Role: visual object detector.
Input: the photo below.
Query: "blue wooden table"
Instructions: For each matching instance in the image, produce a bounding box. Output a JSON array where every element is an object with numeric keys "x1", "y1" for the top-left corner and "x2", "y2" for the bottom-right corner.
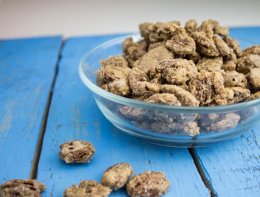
[{"x1": 0, "y1": 28, "x2": 259, "y2": 197}]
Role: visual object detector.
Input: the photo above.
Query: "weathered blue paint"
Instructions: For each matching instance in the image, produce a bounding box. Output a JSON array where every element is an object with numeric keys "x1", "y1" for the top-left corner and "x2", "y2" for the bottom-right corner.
[
  {"x1": 0, "y1": 37, "x2": 62, "y2": 182},
  {"x1": 193, "y1": 27, "x2": 260, "y2": 197},
  {"x1": 37, "y1": 35, "x2": 209, "y2": 197},
  {"x1": 230, "y1": 26, "x2": 260, "y2": 44}
]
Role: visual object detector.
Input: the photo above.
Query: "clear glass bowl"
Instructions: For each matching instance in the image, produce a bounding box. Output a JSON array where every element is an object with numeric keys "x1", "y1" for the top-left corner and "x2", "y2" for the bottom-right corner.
[{"x1": 79, "y1": 34, "x2": 260, "y2": 147}]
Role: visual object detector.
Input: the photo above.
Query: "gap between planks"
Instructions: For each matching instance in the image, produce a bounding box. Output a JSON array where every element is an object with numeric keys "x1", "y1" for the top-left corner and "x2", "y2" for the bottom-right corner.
[
  {"x1": 189, "y1": 149, "x2": 216, "y2": 197},
  {"x1": 29, "y1": 41, "x2": 65, "y2": 179}
]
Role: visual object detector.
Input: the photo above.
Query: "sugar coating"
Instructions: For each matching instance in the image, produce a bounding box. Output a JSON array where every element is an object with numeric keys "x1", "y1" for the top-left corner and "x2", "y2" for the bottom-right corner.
[
  {"x1": 248, "y1": 67, "x2": 260, "y2": 89},
  {"x1": 145, "y1": 93, "x2": 181, "y2": 106},
  {"x1": 165, "y1": 33, "x2": 196, "y2": 55},
  {"x1": 126, "y1": 171, "x2": 170, "y2": 197},
  {"x1": 59, "y1": 140, "x2": 95, "y2": 164},
  {"x1": 192, "y1": 31, "x2": 219, "y2": 57},
  {"x1": 123, "y1": 38, "x2": 147, "y2": 67},
  {"x1": 248, "y1": 91, "x2": 260, "y2": 100},
  {"x1": 224, "y1": 36, "x2": 241, "y2": 56},
  {"x1": 160, "y1": 84, "x2": 199, "y2": 107},
  {"x1": 237, "y1": 54, "x2": 260, "y2": 74},
  {"x1": 222, "y1": 53, "x2": 237, "y2": 71},
  {"x1": 64, "y1": 181, "x2": 111, "y2": 197},
  {"x1": 101, "y1": 55, "x2": 128, "y2": 68},
  {"x1": 157, "y1": 59, "x2": 197, "y2": 85},
  {"x1": 129, "y1": 67, "x2": 160, "y2": 97},
  {"x1": 101, "y1": 163, "x2": 133, "y2": 190},
  {"x1": 96, "y1": 64, "x2": 131, "y2": 96},
  {"x1": 185, "y1": 19, "x2": 197, "y2": 34},
  {"x1": 135, "y1": 45, "x2": 173, "y2": 74},
  {"x1": 223, "y1": 71, "x2": 248, "y2": 88},
  {"x1": 0, "y1": 179, "x2": 45, "y2": 197},
  {"x1": 188, "y1": 71, "x2": 225, "y2": 106},
  {"x1": 215, "y1": 87, "x2": 250, "y2": 105},
  {"x1": 197, "y1": 57, "x2": 223, "y2": 72},
  {"x1": 213, "y1": 34, "x2": 232, "y2": 56},
  {"x1": 241, "y1": 45, "x2": 260, "y2": 56}
]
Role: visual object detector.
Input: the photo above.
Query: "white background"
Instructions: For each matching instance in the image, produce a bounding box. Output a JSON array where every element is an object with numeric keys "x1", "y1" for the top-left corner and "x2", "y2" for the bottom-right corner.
[{"x1": 1, "y1": 0, "x2": 260, "y2": 39}]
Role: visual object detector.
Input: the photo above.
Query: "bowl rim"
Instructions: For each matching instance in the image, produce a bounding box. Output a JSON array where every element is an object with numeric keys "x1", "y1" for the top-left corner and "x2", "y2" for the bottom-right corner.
[{"x1": 79, "y1": 34, "x2": 260, "y2": 113}]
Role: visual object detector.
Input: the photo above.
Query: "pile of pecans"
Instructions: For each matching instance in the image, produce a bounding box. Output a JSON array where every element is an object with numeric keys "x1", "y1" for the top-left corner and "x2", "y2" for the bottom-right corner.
[
  {"x1": 97, "y1": 19, "x2": 260, "y2": 106},
  {"x1": 96, "y1": 19, "x2": 260, "y2": 136}
]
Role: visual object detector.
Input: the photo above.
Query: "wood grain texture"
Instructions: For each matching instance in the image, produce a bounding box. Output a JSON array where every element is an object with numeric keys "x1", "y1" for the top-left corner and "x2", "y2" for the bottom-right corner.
[
  {"x1": 0, "y1": 37, "x2": 62, "y2": 182},
  {"x1": 193, "y1": 27, "x2": 260, "y2": 197},
  {"x1": 37, "y1": 35, "x2": 209, "y2": 197}
]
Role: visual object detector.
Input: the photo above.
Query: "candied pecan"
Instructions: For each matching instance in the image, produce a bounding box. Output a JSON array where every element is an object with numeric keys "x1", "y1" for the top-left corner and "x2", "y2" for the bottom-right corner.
[
  {"x1": 224, "y1": 36, "x2": 241, "y2": 56},
  {"x1": 128, "y1": 67, "x2": 160, "y2": 97},
  {"x1": 248, "y1": 91, "x2": 260, "y2": 100},
  {"x1": 157, "y1": 59, "x2": 197, "y2": 85},
  {"x1": 223, "y1": 71, "x2": 248, "y2": 88},
  {"x1": 59, "y1": 140, "x2": 95, "y2": 164},
  {"x1": 96, "y1": 65, "x2": 131, "y2": 96},
  {"x1": 101, "y1": 55, "x2": 128, "y2": 68},
  {"x1": 160, "y1": 84, "x2": 199, "y2": 106},
  {"x1": 64, "y1": 181, "x2": 111, "y2": 197},
  {"x1": 237, "y1": 54, "x2": 260, "y2": 73},
  {"x1": 165, "y1": 33, "x2": 196, "y2": 55},
  {"x1": 198, "y1": 20, "x2": 216, "y2": 39},
  {"x1": 101, "y1": 163, "x2": 133, "y2": 190},
  {"x1": 123, "y1": 38, "x2": 147, "y2": 67},
  {"x1": 135, "y1": 45, "x2": 173, "y2": 74},
  {"x1": 215, "y1": 26, "x2": 229, "y2": 36},
  {"x1": 107, "y1": 78, "x2": 131, "y2": 96},
  {"x1": 126, "y1": 171, "x2": 170, "y2": 197},
  {"x1": 96, "y1": 65, "x2": 131, "y2": 86},
  {"x1": 189, "y1": 71, "x2": 225, "y2": 105},
  {"x1": 169, "y1": 20, "x2": 181, "y2": 26},
  {"x1": 0, "y1": 179, "x2": 45, "y2": 197},
  {"x1": 189, "y1": 75, "x2": 213, "y2": 105},
  {"x1": 145, "y1": 93, "x2": 181, "y2": 106},
  {"x1": 148, "y1": 121, "x2": 200, "y2": 136},
  {"x1": 242, "y1": 45, "x2": 260, "y2": 56},
  {"x1": 139, "y1": 22, "x2": 153, "y2": 39},
  {"x1": 185, "y1": 19, "x2": 197, "y2": 34},
  {"x1": 213, "y1": 34, "x2": 232, "y2": 56},
  {"x1": 200, "y1": 113, "x2": 240, "y2": 131},
  {"x1": 248, "y1": 67, "x2": 260, "y2": 89},
  {"x1": 222, "y1": 53, "x2": 237, "y2": 71},
  {"x1": 192, "y1": 31, "x2": 219, "y2": 57},
  {"x1": 215, "y1": 87, "x2": 250, "y2": 105},
  {"x1": 197, "y1": 57, "x2": 223, "y2": 72},
  {"x1": 149, "y1": 22, "x2": 185, "y2": 42}
]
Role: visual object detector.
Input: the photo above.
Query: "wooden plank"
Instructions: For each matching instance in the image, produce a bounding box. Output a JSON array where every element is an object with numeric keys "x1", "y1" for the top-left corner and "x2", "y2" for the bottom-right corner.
[
  {"x1": 230, "y1": 27, "x2": 260, "y2": 44},
  {"x1": 37, "y1": 35, "x2": 209, "y2": 197},
  {"x1": 0, "y1": 37, "x2": 62, "y2": 182},
  {"x1": 193, "y1": 27, "x2": 260, "y2": 197}
]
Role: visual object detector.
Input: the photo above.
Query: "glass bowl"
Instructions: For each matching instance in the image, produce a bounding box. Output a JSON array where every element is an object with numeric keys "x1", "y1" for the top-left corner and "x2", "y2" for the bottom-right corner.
[{"x1": 79, "y1": 34, "x2": 260, "y2": 147}]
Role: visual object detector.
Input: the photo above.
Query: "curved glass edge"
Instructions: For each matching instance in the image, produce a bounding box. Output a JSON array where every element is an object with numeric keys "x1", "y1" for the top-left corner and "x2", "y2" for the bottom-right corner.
[{"x1": 78, "y1": 34, "x2": 260, "y2": 113}]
